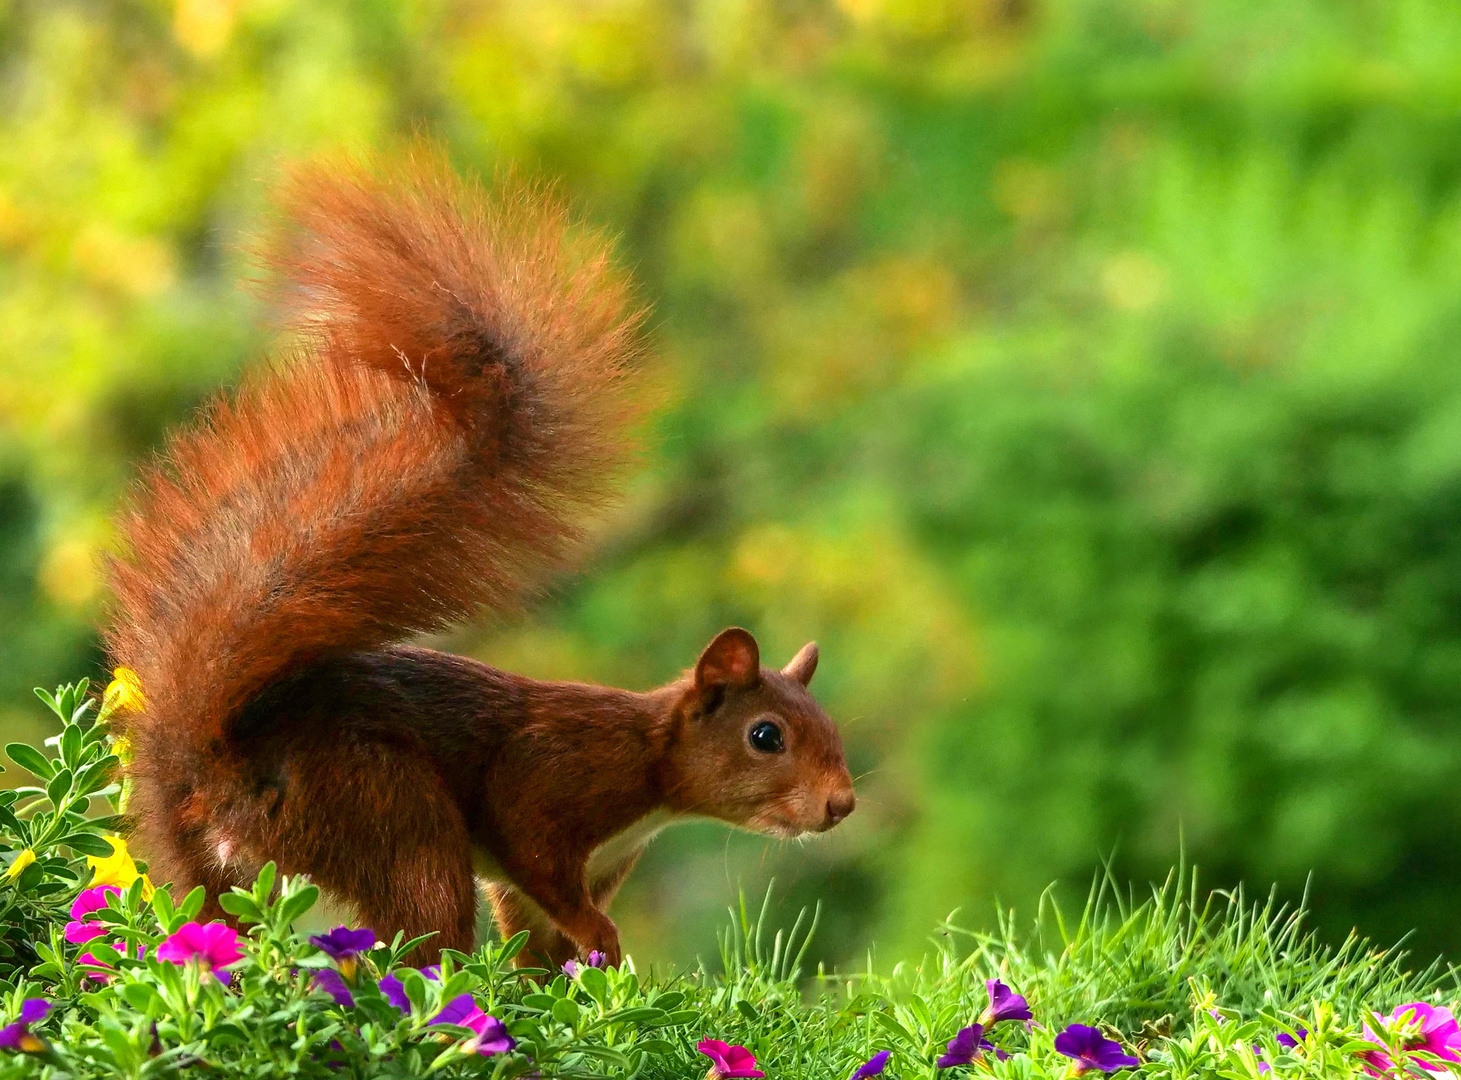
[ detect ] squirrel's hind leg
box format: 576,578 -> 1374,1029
267,741 -> 479,965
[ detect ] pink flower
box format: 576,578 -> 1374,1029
698,1039 -> 764,1079
156,921 -> 243,981
64,885 -> 120,945
1363,1003 -> 1461,1075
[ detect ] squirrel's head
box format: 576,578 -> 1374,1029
661,628 -> 855,838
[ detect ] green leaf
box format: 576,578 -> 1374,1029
577,964 -> 609,1003
60,724 -> 81,768
872,1011 -> 918,1046
179,885 -> 206,920
609,1007 -> 668,1025
60,832 -> 117,858
5,743 -> 53,781
81,941 -> 122,967
120,983 -> 159,1011
218,892 -> 264,922
499,929 -> 530,961
252,861 -> 277,901
520,993 -> 557,1012
551,997 -> 580,1026
97,1025 -> 136,1066
635,1038 -> 678,1056
736,999 -> 759,1021
401,970 -> 427,1014
277,884 -> 320,927
575,1046 -> 630,1068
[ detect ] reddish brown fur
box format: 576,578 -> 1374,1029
104,152 -> 855,968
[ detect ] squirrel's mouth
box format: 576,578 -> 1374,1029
743,811 -> 815,840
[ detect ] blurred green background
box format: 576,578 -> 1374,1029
5,0 -> 1461,969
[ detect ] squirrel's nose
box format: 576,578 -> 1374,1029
825,790 -> 856,827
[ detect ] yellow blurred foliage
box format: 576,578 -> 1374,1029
39,534 -> 102,613
71,224 -> 177,299
173,0 -> 243,58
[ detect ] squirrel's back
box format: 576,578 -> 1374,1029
105,152 -> 646,818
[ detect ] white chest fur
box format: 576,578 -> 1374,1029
470,808 -> 677,888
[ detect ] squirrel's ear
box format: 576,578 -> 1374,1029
695,628 -> 761,692
783,642 -> 818,686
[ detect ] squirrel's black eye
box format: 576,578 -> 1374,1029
748,720 -> 784,754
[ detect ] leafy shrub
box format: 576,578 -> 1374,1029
0,681 -> 1452,1079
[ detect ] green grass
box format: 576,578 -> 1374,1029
661,868 -> 1451,1080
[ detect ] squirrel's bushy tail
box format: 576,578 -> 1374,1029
105,152 -> 645,764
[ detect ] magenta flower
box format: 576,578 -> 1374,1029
462,1012 -> 515,1056
1054,1024 -> 1139,1074
156,921 -> 243,982
429,996 -> 515,1055
313,968 -> 354,1006
850,1050 -> 891,1079
698,1039 -> 764,1078
981,979 -> 1032,1027
64,885 -> 120,945
0,1000 -> 51,1054
1364,1003 -> 1461,1074
310,926 -> 376,980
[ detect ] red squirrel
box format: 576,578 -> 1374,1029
103,152 -> 856,969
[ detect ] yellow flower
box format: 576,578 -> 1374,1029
4,849 -> 36,882
86,836 -> 154,900
111,734 -> 133,765
101,668 -> 146,718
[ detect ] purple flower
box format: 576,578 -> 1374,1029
313,968 -> 354,1006
698,1039 -> 764,1078
310,926 -> 376,980
937,1024 -> 986,1068
0,1000 -> 51,1054
64,885 -> 120,945
1253,1025 -> 1308,1073
378,966 -> 441,1012
1054,1024 -> 1139,1074
379,973 -> 409,1011
1363,1003 -> 1461,1074
850,1050 -> 891,1080
156,922 -> 243,982
563,950 -> 607,977
1276,1027 -> 1309,1049
981,979 -> 1032,1027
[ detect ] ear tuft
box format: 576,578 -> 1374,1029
695,627 -> 761,691
783,642 -> 818,686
